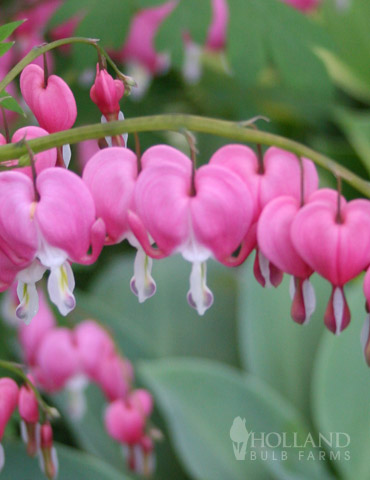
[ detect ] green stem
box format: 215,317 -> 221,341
0,37 -> 135,94
0,114 -> 369,197
0,359 -> 59,422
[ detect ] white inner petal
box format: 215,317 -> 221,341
289,276 -> 295,301
125,62 -> 152,100
333,287 -> 344,336
187,261 -> 214,316
16,281 -> 39,324
302,278 -> 316,325
182,42 -> 203,84
130,248 -> 156,303
65,375 -> 89,420
258,251 -> 272,288
102,113 -> 128,148
20,420 -> 28,444
47,262 -> 76,316
51,446 -> 59,479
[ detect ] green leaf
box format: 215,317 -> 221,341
49,0 -> 134,70
334,107 -> 370,175
312,280 -> 370,480
76,255 -> 240,366
2,441 -> 133,479
139,358 -> 332,480
322,0 -> 370,102
0,42 -> 14,58
0,20 -> 25,42
0,92 -> 25,116
238,260 -> 329,421
155,0 -> 212,68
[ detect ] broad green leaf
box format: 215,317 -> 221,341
76,254 -> 240,366
0,20 -> 25,43
238,260 -> 329,421
139,358 -> 332,480
334,107 -> 370,175
312,280 -> 370,480
54,384 -> 190,480
322,0 -> 370,102
2,441 -> 133,480
0,92 -> 25,116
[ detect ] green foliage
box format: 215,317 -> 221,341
2,442 -> 133,480
139,358 -> 332,480
312,281 -> 370,480
0,20 -> 25,43
0,92 -> 25,116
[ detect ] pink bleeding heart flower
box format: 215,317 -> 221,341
210,145 -> 318,288
19,375 -> 40,457
292,190 -> 370,334
77,139 -> 100,171
129,145 -> 254,315
105,399 -> 146,445
0,377 -> 19,471
258,196 -> 315,325
95,353 -> 134,402
281,0 -> 321,12
20,64 -> 77,133
0,168 -> 105,322
39,423 -> 58,480
362,267 -> 370,367
34,328 -> 80,393
206,0 -> 229,52
0,249 -> 23,294
129,389 -> 154,418
18,289 -> 56,366
90,64 -> 125,119
74,320 -> 115,381
112,1 -> 177,97
83,147 -> 156,302
3,126 -> 57,177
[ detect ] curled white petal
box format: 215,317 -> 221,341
258,251 -> 272,288
47,262 -> 76,316
289,276 -> 295,301
333,287 -> 345,336
130,248 -> 156,303
187,261 -> 214,316
16,281 -> 39,325
302,278 -> 316,325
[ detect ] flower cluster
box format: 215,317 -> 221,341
0,374 -> 58,479
2,288 -> 156,477
2,60 -> 370,370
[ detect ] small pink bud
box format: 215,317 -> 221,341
39,423 -> 58,480
19,379 -> 39,424
90,64 -> 124,119
0,378 -> 19,440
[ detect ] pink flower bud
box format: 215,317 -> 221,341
19,376 -> 40,457
39,423 -> 58,480
90,64 -> 124,119
282,0 -> 321,12
20,64 -> 77,133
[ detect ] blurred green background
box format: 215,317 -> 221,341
1,0 -> 370,479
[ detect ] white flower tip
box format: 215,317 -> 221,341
130,277 -> 156,303
187,289 -> 214,316
0,443 -> 4,472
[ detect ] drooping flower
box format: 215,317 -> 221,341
83,147 -> 156,302
90,64 -> 125,120
257,196 -> 315,324
210,145 -> 318,287
128,145 -> 254,315
0,168 -> 105,322
292,190 -> 370,334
